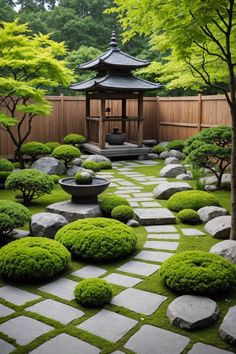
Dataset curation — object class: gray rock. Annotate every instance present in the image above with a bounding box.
[86,154,110,163]
[153,182,192,199]
[198,206,228,223]
[160,164,186,178]
[158,141,169,147]
[66,166,95,177]
[202,173,231,186]
[210,240,236,263]
[127,219,140,227]
[147,153,159,160]
[164,157,180,165]
[159,151,170,159]
[176,173,192,180]
[9,229,30,239]
[168,149,185,160]
[220,306,236,346]
[188,342,234,354]
[204,215,231,239]
[205,185,218,192]
[143,139,158,147]
[167,295,219,330]
[30,212,68,237]
[71,158,83,166]
[134,208,176,225]
[31,157,66,175]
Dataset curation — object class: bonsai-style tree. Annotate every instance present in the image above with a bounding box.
[20,141,51,164]
[0,20,73,166]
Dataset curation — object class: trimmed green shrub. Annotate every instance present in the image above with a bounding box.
[160,251,236,294]
[99,161,112,170]
[52,144,81,168]
[166,139,185,152]
[111,205,134,223]
[63,133,86,146]
[74,171,93,184]
[49,174,60,184]
[0,171,11,184]
[5,169,54,204]
[0,159,14,172]
[177,209,200,224]
[0,200,31,237]
[45,141,60,152]
[152,145,166,155]
[55,217,137,262]
[0,237,71,281]
[167,190,219,212]
[74,278,112,307]
[81,160,101,172]
[20,141,50,162]
[13,162,20,169]
[100,195,130,217]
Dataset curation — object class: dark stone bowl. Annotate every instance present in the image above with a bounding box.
[59,177,110,204]
[106,133,127,145]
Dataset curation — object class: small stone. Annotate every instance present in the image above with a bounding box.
[127,219,140,227]
[9,229,30,239]
[159,151,171,159]
[153,182,192,199]
[188,342,234,354]
[31,157,66,175]
[210,240,236,263]
[205,185,218,191]
[30,212,68,237]
[176,174,192,180]
[71,158,83,166]
[160,164,186,178]
[219,306,236,346]
[198,206,228,223]
[147,153,159,160]
[204,216,231,239]
[164,157,180,165]
[66,165,83,176]
[86,154,111,163]
[168,150,185,160]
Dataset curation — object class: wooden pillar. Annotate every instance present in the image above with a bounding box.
[137,94,143,147]
[99,98,106,148]
[122,98,126,134]
[85,93,90,141]
[198,94,202,132]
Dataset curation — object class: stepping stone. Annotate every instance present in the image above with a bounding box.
[0,285,40,305]
[117,181,135,186]
[117,260,160,276]
[78,309,138,342]
[132,177,147,181]
[26,299,84,324]
[111,288,167,315]
[220,305,236,345]
[204,216,231,239]
[129,202,140,207]
[103,273,142,287]
[210,240,236,263]
[134,208,176,225]
[133,192,154,197]
[138,160,158,165]
[182,228,205,236]
[111,351,125,354]
[144,241,179,251]
[0,304,15,317]
[142,181,164,185]
[0,339,15,354]
[110,183,118,187]
[129,197,154,202]
[125,324,189,354]
[117,186,143,190]
[114,193,131,198]
[38,278,77,301]
[148,233,180,240]
[72,265,107,278]
[188,342,234,354]
[160,164,186,178]
[29,333,100,354]
[135,251,173,263]
[167,295,219,330]
[145,225,177,233]
[153,182,192,199]
[197,206,228,223]
[0,316,53,345]
[141,201,161,207]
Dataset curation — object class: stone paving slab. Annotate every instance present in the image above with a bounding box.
[0,285,40,306]
[26,299,84,324]
[145,225,177,233]
[129,202,140,207]
[147,233,180,240]
[72,265,107,278]
[132,192,154,197]
[78,309,138,342]
[103,273,142,287]
[124,325,190,354]
[144,240,179,251]
[117,260,160,276]
[38,278,77,301]
[117,181,135,186]
[114,193,131,198]
[129,197,154,202]
[134,208,176,225]
[111,288,167,315]
[182,228,205,236]
[0,316,53,345]
[29,333,100,354]
[116,186,143,190]
[141,202,162,207]
[0,338,15,354]
[187,343,234,354]
[131,177,147,182]
[111,351,125,354]
[135,250,174,263]
[110,183,119,187]
[0,303,15,317]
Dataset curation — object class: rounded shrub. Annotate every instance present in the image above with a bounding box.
[81,160,101,172]
[50,174,60,184]
[111,205,134,223]
[74,171,93,185]
[0,200,31,237]
[99,161,112,170]
[160,251,236,295]
[5,169,54,204]
[45,141,60,152]
[74,278,112,307]
[152,145,166,155]
[100,195,130,217]
[63,133,86,146]
[0,159,14,172]
[0,171,11,184]
[0,237,71,281]
[55,217,137,262]
[166,139,185,152]
[177,209,200,224]
[52,144,81,168]
[20,141,50,162]
[167,190,219,212]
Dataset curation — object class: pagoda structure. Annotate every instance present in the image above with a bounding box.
[70,32,161,157]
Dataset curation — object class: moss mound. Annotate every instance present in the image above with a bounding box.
[111,205,134,223]
[0,159,14,172]
[74,278,112,307]
[0,237,71,281]
[160,251,236,295]
[81,160,101,172]
[100,195,129,216]
[177,209,200,224]
[55,217,137,262]
[152,145,166,155]
[167,190,219,211]
[74,171,93,184]
[0,200,31,236]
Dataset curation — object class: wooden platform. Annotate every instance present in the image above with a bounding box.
[83,142,151,158]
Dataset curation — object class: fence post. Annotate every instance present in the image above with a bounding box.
[156,96,160,142]
[198,94,202,132]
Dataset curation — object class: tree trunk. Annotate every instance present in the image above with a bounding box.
[230,103,236,240]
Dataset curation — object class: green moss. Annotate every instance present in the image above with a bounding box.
[81,160,101,172]
[111,205,134,223]
[99,161,112,170]
[63,133,86,145]
[177,209,200,224]
[49,174,60,184]
[45,141,61,152]
[74,171,93,184]
[152,145,166,154]
[166,139,185,152]
[74,278,113,307]
[100,195,129,216]
[167,190,219,211]
[0,159,14,172]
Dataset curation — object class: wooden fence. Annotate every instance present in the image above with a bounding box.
[0,94,231,158]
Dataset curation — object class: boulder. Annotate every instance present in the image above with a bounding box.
[147,153,159,160]
[85,154,110,163]
[160,164,186,178]
[198,206,228,223]
[205,185,218,192]
[168,149,185,160]
[220,306,236,346]
[176,174,192,180]
[30,212,68,237]
[210,240,236,264]
[153,182,192,200]
[159,151,171,159]
[204,215,231,239]
[127,219,140,227]
[158,141,169,147]
[201,173,231,186]
[66,166,83,176]
[31,157,66,175]
[71,158,83,166]
[164,157,180,165]
[167,295,219,330]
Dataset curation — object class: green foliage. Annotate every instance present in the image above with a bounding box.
[167,190,219,212]
[49,174,60,184]
[166,140,185,152]
[5,169,54,204]
[20,141,50,162]
[99,161,112,170]
[55,217,137,262]
[177,209,200,224]
[63,133,86,146]
[0,171,11,184]
[0,159,14,172]
[111,205,134,223]
[190,167,206,191]
[81,160,101,172]
[160,251,236,294]
[152,145,166,155]
[100,195,130,216]
[0,237,71,281]
[52,144,81,168]
[74,171,93,185]
[74,278,113,307]
[0,200,31,236]
[45,141,60,152]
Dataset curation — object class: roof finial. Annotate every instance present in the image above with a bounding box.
[109,30,118,48]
